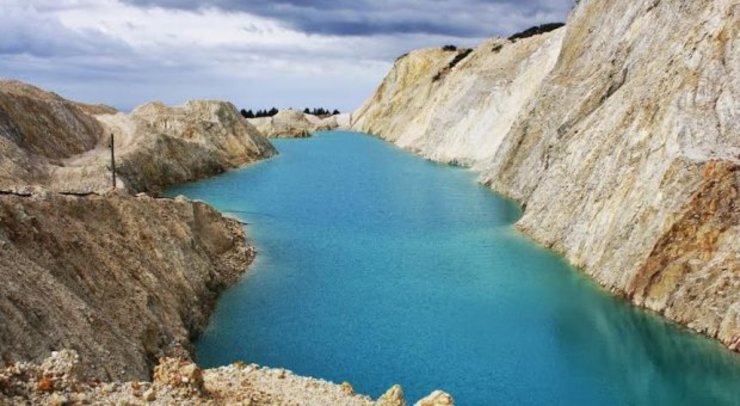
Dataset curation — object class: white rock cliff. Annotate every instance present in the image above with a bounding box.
[353,0,739,350]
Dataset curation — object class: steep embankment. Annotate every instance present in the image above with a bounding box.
[248,109,351,138]
[0,81,275,381]
[0,191,252,381]
[353,0,739,351]
[0,80,115,188]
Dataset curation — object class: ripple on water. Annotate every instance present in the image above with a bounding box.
[167,131,740,406]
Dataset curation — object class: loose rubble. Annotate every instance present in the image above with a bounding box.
[0,351,454,405]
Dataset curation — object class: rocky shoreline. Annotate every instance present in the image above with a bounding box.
[0,350,452,405]
[0,79,276,380]
[0,79,453,404]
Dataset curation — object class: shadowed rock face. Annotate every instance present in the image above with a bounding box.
[353,0,739,350]
[0,82,104,159]
[0,192,254,381]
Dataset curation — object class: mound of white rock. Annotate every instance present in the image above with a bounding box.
[248,109,352,138]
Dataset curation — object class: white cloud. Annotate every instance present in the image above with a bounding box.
[0,0,571,111]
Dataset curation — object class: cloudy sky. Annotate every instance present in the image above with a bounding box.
[0,0,573,112]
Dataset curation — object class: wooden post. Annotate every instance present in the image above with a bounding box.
[110,133,116,189]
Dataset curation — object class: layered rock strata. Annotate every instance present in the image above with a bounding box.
[0,191,253,381]
[353,0,739,350]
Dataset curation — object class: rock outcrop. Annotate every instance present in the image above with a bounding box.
[0,191,253,381]
[0,350,454,405]
[376,385,407,406]
[0,80,277,193]
[353,0,739,350]
[248,109,351,138]
[414,390,455,406]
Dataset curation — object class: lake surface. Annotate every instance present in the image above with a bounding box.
[167,131,740,405]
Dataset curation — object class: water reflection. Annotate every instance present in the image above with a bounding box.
[552,267,740,405]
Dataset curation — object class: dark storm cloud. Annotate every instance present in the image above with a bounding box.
[0,0,574,112]
[122,0,573,37]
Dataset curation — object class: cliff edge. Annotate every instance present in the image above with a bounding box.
[353,0,739,350]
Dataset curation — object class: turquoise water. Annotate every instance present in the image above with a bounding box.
[167,131,740,405]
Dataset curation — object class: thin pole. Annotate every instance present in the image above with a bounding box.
[110,133,116,189]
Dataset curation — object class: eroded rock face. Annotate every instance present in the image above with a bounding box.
[353,0,739,350]
[248,109,351,138]
[484,0,739,350]
[0,82,282,382]
[0,191,254,381]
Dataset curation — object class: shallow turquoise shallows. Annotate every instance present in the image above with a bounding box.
[167,131,740,405]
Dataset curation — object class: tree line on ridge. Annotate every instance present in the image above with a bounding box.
[240,107,341,119]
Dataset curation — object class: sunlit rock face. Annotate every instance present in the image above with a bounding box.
[353,0,739,350]
[352,30,564,167]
